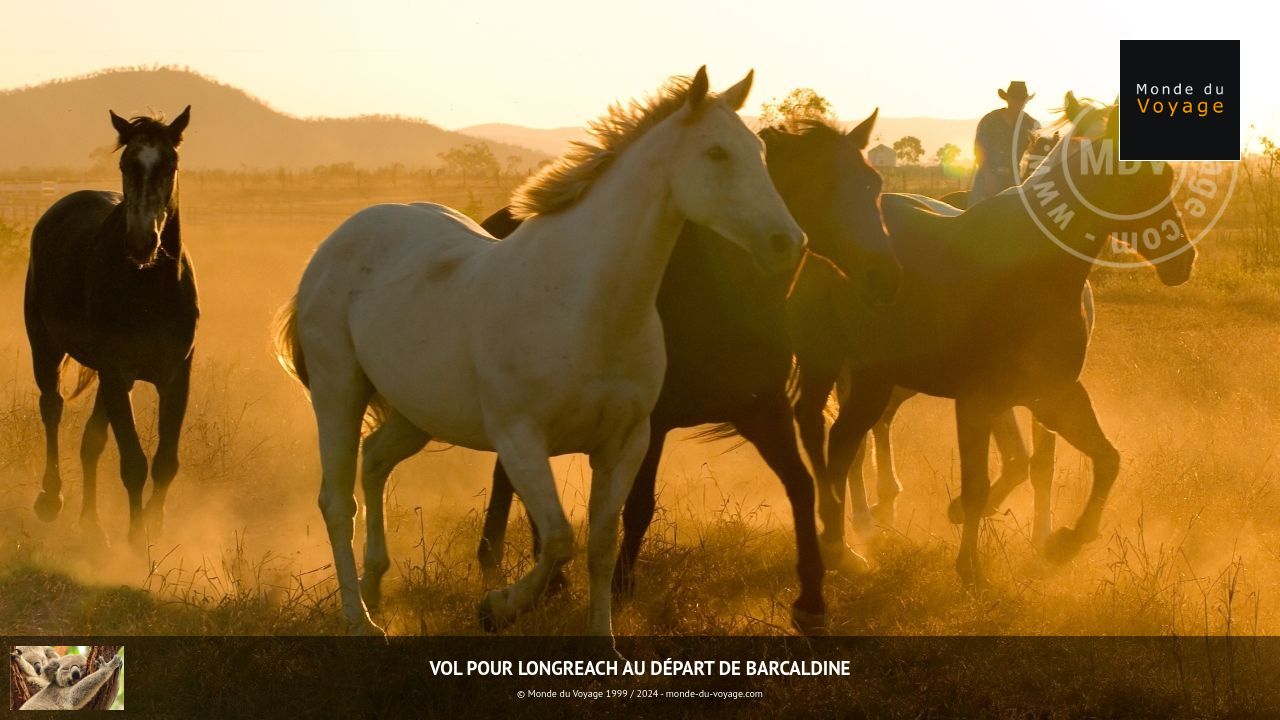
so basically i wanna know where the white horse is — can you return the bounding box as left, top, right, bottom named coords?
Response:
left=275, top=67, right=805, bottom=644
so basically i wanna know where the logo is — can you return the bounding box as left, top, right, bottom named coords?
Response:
left=1120, top=40, right=1240, bottom=161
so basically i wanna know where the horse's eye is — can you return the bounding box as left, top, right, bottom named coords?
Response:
left=706, top=145, right=729, bottom=162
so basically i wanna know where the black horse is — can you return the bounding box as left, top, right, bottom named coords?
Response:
left=25, top=107, right=198, bottom=547
left=473, top=115, right=900, bottom=634
left=790, top=111, right=1195, bottom=584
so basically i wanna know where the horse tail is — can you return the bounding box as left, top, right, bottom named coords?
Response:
left=59, top=358, right=98, bottom=400
left=688, top=422, right=746, bottom=447
left=273, top=295, right=309, bottom=389
left=273, top=295, right=389, bottom=435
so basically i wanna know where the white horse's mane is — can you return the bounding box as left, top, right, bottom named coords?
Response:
left=510, top=75, right=700, bottom=220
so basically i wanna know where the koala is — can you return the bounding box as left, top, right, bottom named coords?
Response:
left=11, top=646, right=58, bottom=692
left=19, top=651, right=121, bottom=711
left=52, top=653, right=90, bottom=688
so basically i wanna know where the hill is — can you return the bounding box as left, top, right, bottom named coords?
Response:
left=0, top=68, right=549, bottom=172
left=463, top=116, right=981, bottom=163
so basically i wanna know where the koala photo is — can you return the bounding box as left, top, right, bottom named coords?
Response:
left=11, top=646, right=124, bottom=711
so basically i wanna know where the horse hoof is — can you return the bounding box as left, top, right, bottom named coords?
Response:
left=791, top=606, right=828, bottom=637
left=1043, top=527, right=1083, bottom=565
left=80, top=521, right=110, bottom=548
left=851, top=511, right=877, bottom=540
left=820, top=540, right=871, bottom=574
left=870, top=502, right=896, bottom=528
left=478, top=589, right=513, bottom=633
left=33, top=492, right=63, bottom=522
left=946, top=497, right=965, bottom=525
left=546, top=567, right=571, bottom=598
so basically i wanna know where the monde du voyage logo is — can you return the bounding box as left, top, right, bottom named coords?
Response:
left=1120, top=39, right=1240, bottom=161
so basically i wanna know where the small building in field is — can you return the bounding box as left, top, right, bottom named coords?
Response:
left=868, top=144, right=896, bottom=168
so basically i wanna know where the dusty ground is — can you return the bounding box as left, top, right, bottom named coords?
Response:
left=1, top=174, right=1278, bottom=646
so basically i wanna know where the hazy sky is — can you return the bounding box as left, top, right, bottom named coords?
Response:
left=3, top=0, right=1277, bottom=142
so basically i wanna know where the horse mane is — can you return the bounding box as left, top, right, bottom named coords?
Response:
left=113, top=114, right=171, bottom=150
left=1019, top=95, right=1116, bottom=181
left=509, top=75, right=699, bottom=219
left=1033, top=95, right=1112, bottom=142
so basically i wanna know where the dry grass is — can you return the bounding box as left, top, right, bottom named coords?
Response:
left=0, top=172, right=1278, bottom=651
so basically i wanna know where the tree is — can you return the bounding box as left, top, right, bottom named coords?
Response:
left=505, top=155, right=523, bottom=177
left=893, top=136, right=924, bottom=165
left=758, top=88, right=835, bottom=129
left=935, top=143, right=961, bottom=167
left=437, top=143, right=499, bottom=185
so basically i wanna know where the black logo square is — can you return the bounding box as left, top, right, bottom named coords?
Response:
left=1119, top=40, right=1240, bottom=161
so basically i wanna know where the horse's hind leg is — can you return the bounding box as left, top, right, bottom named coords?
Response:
left=1031, top=382, right=1117, bottom=564
left=359, top=409, right=428, bottom=615
left=735, top=391, right=826, bottom=635
left=144, top=356, right=192, bottom=536
left=479, top=422, right=572, bottom=633
left=312, top=372, right=384, bottom=635
left=823, top=379, right=893, bottom=566
left=78, top=386, right=110, bottom=543
left=612, top=425, right=666, bottom=599
left=1028, top=417, right=1058, bottom=547
left=99, top=376, right=149, bottom=549
left=869, top=388, right=911, bottom=527
left=949, top=408, right=1030, bottom=523
left=478, top=462, right=517, bottom=581
left=793, top=363, right=836, bottom=481
left=954, top=395, right=1000, bottom=586
left=29, top=336, right=65, bottom=522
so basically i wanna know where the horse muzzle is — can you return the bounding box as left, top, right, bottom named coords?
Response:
left=753, top=229, right=807, bottom=277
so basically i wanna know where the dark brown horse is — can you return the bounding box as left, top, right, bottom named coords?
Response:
left=25, top=108, right=198, bottom=547
left=790, top=108, right=1195, bottom=583
left=843, top=94, right=1112, bottom=544
left=475, top=114, right=899, bottom=634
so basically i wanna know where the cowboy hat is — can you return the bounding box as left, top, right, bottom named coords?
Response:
left=998, top=81, right=1034, bottom=102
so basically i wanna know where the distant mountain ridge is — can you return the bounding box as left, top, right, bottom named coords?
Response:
left=0, top=67, right=549, bottom=171
left=461, top=116, right=984, bottom=163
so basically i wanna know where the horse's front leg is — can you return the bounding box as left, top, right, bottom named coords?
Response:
left=954, top=395, right=999, bottom=586
left=99, top=375, right=148, bottom=549
left=78, top=386, right=111, bottom=544
left=30, top=342, right=66, bottom=522
left=1031, top=381, right=1118, bottom=564
left=585, top=415, right=651, bottom=644
left=479, top=421, right=572, bottom=633
left=1028, top=418, right=1058, bottom=547
left=144, top=356, right=192, bottom=536
left=735, top=391, right=826, bottom=635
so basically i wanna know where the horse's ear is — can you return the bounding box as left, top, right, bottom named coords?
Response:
left=110, top=110, right=132, bottom=144
left=686, top=66, right=710, bottom=112
left=167, top=105, right=191, bottom=145
left=1104, top=105, right=1120, bottom=141
left=719, top=69, right=754, bottom=111
left=1063, top=91, right=1081, bottom=122
left=846, top=108, right=878, bottom=150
